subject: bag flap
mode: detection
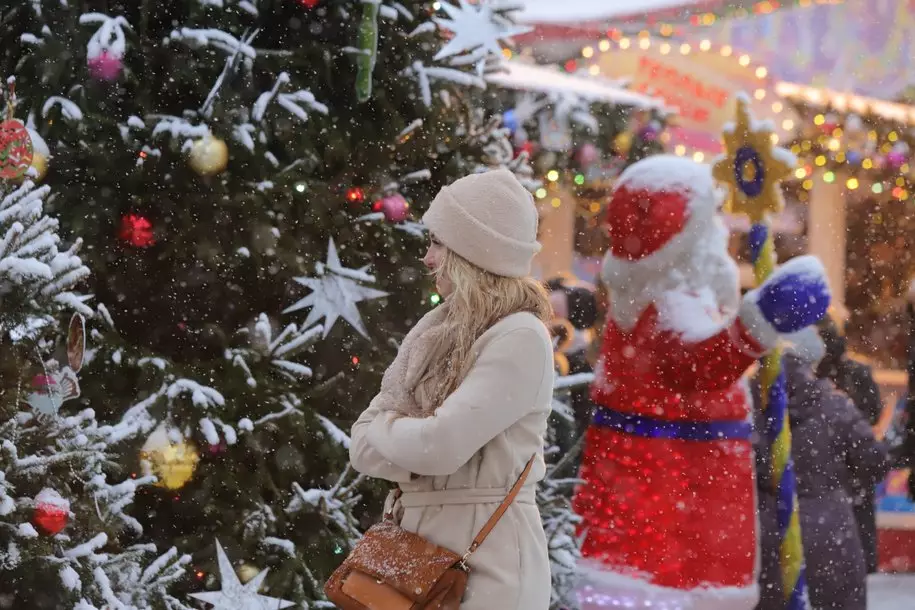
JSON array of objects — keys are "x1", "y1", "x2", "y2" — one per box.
[{"x1": 343, "y1": 520, "x2": 463, "y2": 601}]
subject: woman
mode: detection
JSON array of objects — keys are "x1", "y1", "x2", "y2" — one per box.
[
  {"x1": 349, "y1": 169, "x2": 554, "y2": 610},
  {"x1": 754, "y1": 327, "x2": 889, "y2": 610}
]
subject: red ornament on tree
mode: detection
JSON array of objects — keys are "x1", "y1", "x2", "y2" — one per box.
[
  {"x1": 33, "y1": 488, "x2": 70, "y2": 535},
  {"x1": 0, "y1": 118, "x2": 34, "y2": 179},
  {"x1": 345, "y1": 187, "x2": 365, "y2": 204},
  {"x1": 299, "y1": 0, "x2": 320, "y2": 6},
  {"x1": 119, "y1": 214, "x2": 156, "y2": 248},
  {"x1": 372, "y1": 193, "x2": 410, "y2": 222},
  {"x1": 514, "y1": 140, "x2": 535, "y2": 160}
]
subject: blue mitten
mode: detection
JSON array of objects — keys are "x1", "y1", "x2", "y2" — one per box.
[{"x1": 739, "y1": 256, "x2": 831, "y2": 348}]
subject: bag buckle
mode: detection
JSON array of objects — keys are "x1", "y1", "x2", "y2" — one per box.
[{"x1": 456, "y1": 550, "x2": 472, "y2": 572}]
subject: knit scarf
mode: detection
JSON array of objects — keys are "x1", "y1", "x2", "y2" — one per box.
[{"x1": 373, "y1": 304, "x2": 451, "y2": 418}]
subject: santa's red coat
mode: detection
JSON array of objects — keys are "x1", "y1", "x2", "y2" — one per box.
[{"x1": 575, "y1": 303, "x2": 764, "y2": 592}]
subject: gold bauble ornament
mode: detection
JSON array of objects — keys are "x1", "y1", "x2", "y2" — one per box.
[
  {"x1": 188, "y1": 136, "x2": 229, "y2": 176},
  {"x1": 613, "y1": 132, "x2": 632, "y2": 156},
  {"x1": 139, "y1": 424, "x2": 200, "y2": 490},
  {"x1": 236, "y1": 563, "x2": 260, "y2": 584},
  {"x1": 28, "y1": 152, "x2": 48, "y2": 182}
]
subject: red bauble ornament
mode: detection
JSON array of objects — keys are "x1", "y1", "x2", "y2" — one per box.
[
  {"x1": 372, "y1": 193, "x2": 410, "y2": 223},
  {"x1": 119, "y1": 214, "x2": 156, "y2": 248},
  {"x1": 0, "y1": 119, "x2": 34, "y2": 179},
  {"x1": 300, "y1": 0, "x2": 320, "y2": 7},
  {"x1": 33, "y1": 488, "x2": 70, "y2": 536},
  {"x1": 208, "y1": 440, "x2": 228, "y2": 455},
  {"x1": 87, "y1": 51, "x2": 124, "y2": 82},
  {"x1": 514, "y1": 141, "x2": 535, "y2": 159},
  {"x1": 345, "y1": 187, "x2": 365, "y2": 204}
]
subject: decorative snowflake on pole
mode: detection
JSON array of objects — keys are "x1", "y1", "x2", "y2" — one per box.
[
  {"x1": 283, "y1": 238, "x2": 388, "y2": 338},
  {"x1": 433, "y1": 0, "x2": 531, "y2": 62},
  {"x1": 189, "y1": 540, "x2": 294, "y2": 610}
]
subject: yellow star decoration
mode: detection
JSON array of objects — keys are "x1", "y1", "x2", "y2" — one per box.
[{"x1": 712, "y1": 95, "x2": 796, "y2": 223}]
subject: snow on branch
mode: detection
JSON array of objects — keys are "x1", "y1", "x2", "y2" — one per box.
[
  {"x1": 167, "y1": 27, "x2": 257, "y2": 60},
  {"x1": 41, "y1": 96, "x2": 84, "y2": 121},
  {"x1": 0, "y1": 182, "x2": 90, "y2": 336}
]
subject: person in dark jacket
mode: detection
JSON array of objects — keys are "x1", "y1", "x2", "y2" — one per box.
[
  {"x1": 815, "y1": 315, "x2": 884, "y2": 574},
  {"x1": 547, "y1": 277, "x2": 599, "y2": 435},
  {"x1": 902, "y1": 280, "x2": 915, "y2": 499},
  {"x1": 754, "y1": 328, "x2": 890, "y2": 610}
]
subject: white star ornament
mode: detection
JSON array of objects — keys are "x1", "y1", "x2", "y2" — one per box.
[
  {"x1": 189, "y1": 540, "x2": 294, "y2": 610},
  {"x1": 434, "y1": 0, "x2": 532, "y2": 61},
  {"x1": 283, "y1": 238, "x2": 388, "y2": 338}
]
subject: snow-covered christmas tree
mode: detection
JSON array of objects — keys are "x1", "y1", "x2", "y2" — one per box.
[
  {"x1": 0, "y1": 178, "x2": 189, "y2": 609},
  {"x1": 2, "y1": 0, "x2": 542, "y2": 606}
]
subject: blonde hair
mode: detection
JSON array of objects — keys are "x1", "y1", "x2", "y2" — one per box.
[{"x1": 417, "y1": 248, "x2": 551, "y2": 407}]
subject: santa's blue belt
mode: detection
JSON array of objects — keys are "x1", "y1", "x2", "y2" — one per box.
[{"x1": 592, "y1": 406, "x2": 753, "y2": 441}]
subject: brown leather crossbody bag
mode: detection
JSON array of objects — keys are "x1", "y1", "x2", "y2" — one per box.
[{"x1": 324, "y1": 455, "x2": 536, "y2": 610}]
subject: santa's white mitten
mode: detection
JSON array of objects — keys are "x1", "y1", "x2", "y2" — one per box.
[{"x1": 739, "y1": 256, "x2": 831, "y2": 349}]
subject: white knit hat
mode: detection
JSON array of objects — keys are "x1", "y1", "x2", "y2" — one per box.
[{"x1": 422, "y1": 169, "x2": 541, "y2": 277}]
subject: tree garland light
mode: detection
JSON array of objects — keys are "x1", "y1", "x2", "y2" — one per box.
[{"x1": 783, "y1": 97, "x2": 915, "y2": 203}]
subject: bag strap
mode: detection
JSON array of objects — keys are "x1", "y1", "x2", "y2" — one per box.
[{"x1": 461, "y1": 454, "x2": 537, "y2": 562}]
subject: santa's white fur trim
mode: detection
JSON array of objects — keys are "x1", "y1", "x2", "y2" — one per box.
[
  {"x1": 576, "y1": 560, "x2": 760, "y2": 610},
  {"x1": 738, "y1": 293, "x2": 780, "y2": 350}
]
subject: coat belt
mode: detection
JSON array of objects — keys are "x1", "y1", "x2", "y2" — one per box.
[{"x1": 396, "y1": 484, "x2": 536, "y2": 508}]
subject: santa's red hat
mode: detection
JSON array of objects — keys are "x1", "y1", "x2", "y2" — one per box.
[{"x1": 602, "y1": 155, "x2": 721, "y2": 285}]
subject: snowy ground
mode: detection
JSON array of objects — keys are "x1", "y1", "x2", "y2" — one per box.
[{"x1": 869, "y1": 574, "x2": 915, "y2": 610}]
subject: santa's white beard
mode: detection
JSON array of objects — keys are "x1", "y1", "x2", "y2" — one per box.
[{"x1": 604, "y1": 220, "x2": 740, "y2": 330}]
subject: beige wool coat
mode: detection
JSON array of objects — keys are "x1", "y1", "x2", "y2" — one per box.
[{"x1": 350, "y1": 310, "x2": 554, "y2": 610}]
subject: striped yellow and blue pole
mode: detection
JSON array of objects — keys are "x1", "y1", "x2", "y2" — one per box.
[
  {"x1": 749, "y1": 224, "x2": 808, "y2": 610},
  {"x1": 712, "y1": 95, "x2": 808, "y2": 610}
]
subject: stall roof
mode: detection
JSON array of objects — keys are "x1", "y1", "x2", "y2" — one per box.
[
  {"x1": 485, "y1": 61, "x2": 669, "y2": 109},
  {"x1": 513, "y1": 0, "x2": 720, "y2": 25}
]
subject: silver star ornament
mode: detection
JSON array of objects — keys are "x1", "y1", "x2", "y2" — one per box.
[
  {"x1": 189, "y1": 540, "x2": 294, "y2": 610},
  {"x1": 434, "y1": 0, "x2": 532, "y2": 61},
  {"x1": 283, "y1": 238, "x2": 388, "y2": 338}
]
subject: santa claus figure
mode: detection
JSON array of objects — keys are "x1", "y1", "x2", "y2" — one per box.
[{"x1": 574, "y1": 155, "x2": 830, "y2": 610}]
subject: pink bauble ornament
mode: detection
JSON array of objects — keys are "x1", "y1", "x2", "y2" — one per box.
[
  {"x1": 373, "y1": 193, "x2": 410, "y2": 223},
  {"x1": 575, "y1": 143, "x2": 600, "y2": 167},
  {"x1": 87, "y1": 51, "x2": 123, "y2": 82},
  {"x1": 887, "y1": 151, "x2": 907, "y2": 169}
]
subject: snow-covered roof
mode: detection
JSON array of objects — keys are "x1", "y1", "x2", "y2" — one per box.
[
  {"x1": 513, "y1": 0, "x2": 710, "y2": 25},
  {"x1": 486, "y1": 61, "x2": 669, "y2": 109}
]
